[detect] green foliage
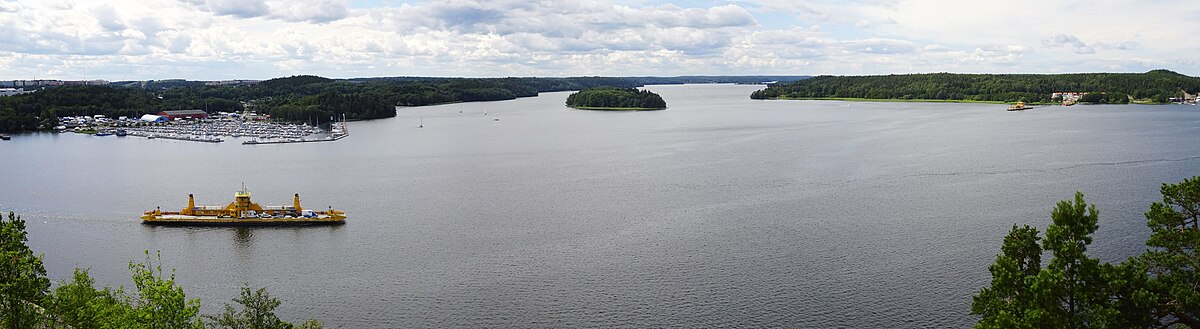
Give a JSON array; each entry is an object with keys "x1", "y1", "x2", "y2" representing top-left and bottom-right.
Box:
[
  {"x1": 972, "y1": 225, "x2": 1042, "y2": 328},
  {"x1": 0, "y1": 211, "x2": 50, "y2": 329},
  {"x1": 206, "y1": 286, "x2": 286, "y2": 329},
  {"x1": 1142, "y1": 177, "x2": 1200, "y2": 327},
  {"x1": 565, "y1": 87, "x2": 667, "y2": 109},
  {"x1": 295, "y1": 319, "x2": 323, "y2": 329},
  {"x1": 127, "y1": 250, "x2": 204, "y2": 328},
  {"x1": 1097, "y1": 260, "x2": 1156, "y2": 328},
  {"x1": 45, "y1": 251, "x2": 206, "y2": 328},
  {"x1": 975, "y1": 180, "x2": 1200, "y2": 328},
  {"x1": 1038, "y1": 192, "x2": 1106, "y2": 327},
  {"x1": 752, "y1": 70, "x2": 1198, "y2": 103},
  {"x1": 1, "y1": 214, "x2": 319, "y2": 328},
  {"x1": 43, "y1": 268, "x2": 133, "y2": 329},
  {"x1": 205, "y1": 286, "x2": 320, "y2": 329}
]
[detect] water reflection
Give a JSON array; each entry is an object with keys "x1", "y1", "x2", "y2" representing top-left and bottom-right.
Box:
[{"x1": 234, "y1": 227, "x2": 254, "y2": 249}]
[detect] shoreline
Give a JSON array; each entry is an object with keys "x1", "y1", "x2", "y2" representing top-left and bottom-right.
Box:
[
  {"x1": 761, "y1": 97, "x2": 1013, "y2": 104},
  {"x1": 568, "y1": 106, "x2": 666, "y2": 111}
]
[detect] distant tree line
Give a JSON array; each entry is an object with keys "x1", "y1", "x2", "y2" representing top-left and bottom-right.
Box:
[
  {"x1": 972, "y1": 177, "x2": 1200, "y2": 328},
  {"x1": 0, "y1": 76, "x2": 645, "y2": 132},
  {"x1": 1, "y1": 212, "x2": 322, "y2": 328},
  {"x1": 565, "y1": 87, "x2": 667, "y2": 109},
  {"x1": 751, "y1": 70, "x2": 1200, "y2": 104}
]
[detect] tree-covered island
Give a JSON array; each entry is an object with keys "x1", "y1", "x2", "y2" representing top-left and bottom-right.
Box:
[
  {"x1": 565, "y1": 87, "x2": 667, "y2": 111},
  {"x1": 751, "y1": 69, "x2": 1200, "y2": 104}
]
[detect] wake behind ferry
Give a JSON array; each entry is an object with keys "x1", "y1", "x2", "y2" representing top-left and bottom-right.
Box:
[{"x1": 142, "y1": 185, "x2": 346, "y2": 226}]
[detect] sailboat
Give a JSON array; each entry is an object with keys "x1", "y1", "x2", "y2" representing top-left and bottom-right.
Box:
[{"x1": 418, "y1": 117, "x2": 424, "y2": 128}]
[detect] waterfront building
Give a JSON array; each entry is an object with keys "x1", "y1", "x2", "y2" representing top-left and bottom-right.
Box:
[{"x1": 158, "y1": 110, "x2": 210, "y2": 120}]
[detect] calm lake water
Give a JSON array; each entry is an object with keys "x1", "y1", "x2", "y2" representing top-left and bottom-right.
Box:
[{"x1": 2, "y1": 84, "x2": 1199, "y2": 328}]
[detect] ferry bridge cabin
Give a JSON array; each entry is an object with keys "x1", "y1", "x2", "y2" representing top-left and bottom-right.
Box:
[{"x1": 157, "y1": 110, "x2": 209, "y2": 120}]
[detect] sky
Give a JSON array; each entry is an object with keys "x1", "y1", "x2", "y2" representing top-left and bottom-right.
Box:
[{"x1": 1, "y1": 0, "x2": 1198, "y2": 80}]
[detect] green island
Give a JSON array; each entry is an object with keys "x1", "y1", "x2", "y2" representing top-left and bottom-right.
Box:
[
  {"x1": 565, "y1": 87, "x2": 667, "y2": 111},
  {"x1": 751, "y1": 69, "x2": 1200, "y2": 104}
]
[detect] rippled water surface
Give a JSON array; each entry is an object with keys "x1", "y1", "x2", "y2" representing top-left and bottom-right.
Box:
[{"x1": 3, "y1": 84, "x2": 1199, "y2": 328}]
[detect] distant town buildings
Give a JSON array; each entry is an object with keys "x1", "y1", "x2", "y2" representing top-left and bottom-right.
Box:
[
  {"x1": 1171, "y1": 91, "x2": 1199, "y2": 104},
  {"x1": 1052, "y1": 92, "x2": 1087, "y2": 104},
  {"x1": 0, "y1": 88, "x2": 31, "y2": 97},
  {"x1": 1057, "y1": 91, "x2": 1196, "y2": 104},
  {"x1": 0, "y1": 79, "x2": 109, "y2": 87},
  {"x1": 205, "y1": 80, "x2": 260, "y2": 86}
]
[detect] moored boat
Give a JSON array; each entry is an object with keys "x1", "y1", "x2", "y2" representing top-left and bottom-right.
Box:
[{"x1": 142, "y1": 185, "x2": 346, "y2": 226}]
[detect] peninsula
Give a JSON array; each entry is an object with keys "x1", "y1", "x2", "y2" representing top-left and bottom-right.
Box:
[
  {"x1": 751, "y1": 70, "x2": 1200, "y2": 105},
  {"x1": 565, "y1": 87, "x2": 667, "y2": 111}
]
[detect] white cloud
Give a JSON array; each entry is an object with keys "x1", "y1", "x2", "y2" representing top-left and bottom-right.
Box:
[
  {"x1": 0, "y1": 1, "x2": 20, "y2": 12},
  {"x1": 266, "y1": 0, "x2": 346, "y2": 23},
  {"x1": 93, "y1": 4, "x2": 126, "y2": 31},
  {"x1": 180, "y1": 0, "x2": 268, "y2": 18},
  {"x1": 0, "y1": 0, "x2": 1197, "y2": 79}
]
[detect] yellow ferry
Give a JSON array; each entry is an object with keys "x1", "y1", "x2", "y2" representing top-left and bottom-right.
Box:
[
  {"x1": 142, "y1": 185, "x2": 346, "y2": 226},
  {"x1": 1007, "y1": 101, "x2": 1032, "y2": 111}
]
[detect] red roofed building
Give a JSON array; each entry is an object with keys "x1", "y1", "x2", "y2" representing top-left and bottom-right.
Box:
[{"x1": 158, "y1": 110, "x2": 209, "y2": 120}]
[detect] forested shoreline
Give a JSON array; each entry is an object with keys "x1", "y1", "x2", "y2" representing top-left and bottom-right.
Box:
[
  {"x1": 0, "y1": 75, "x2": 808, "y2": 133},
  {"x1": 0, "y1": 76, "x2": 643, "y2": 132},
  {"x1": 752, "y1": 70, "x2": 1200, "y2": 104}
]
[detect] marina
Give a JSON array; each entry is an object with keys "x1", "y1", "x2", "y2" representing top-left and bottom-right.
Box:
[{"x1": 59, "y1": 112, "x2": 349, "y2": 144}]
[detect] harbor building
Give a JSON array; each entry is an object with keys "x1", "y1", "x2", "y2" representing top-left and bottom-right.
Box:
[
  {"x1": 158, "y1": 110, "x2": 209, "y2": 120},
  {"x1": 140, "y1": 114, "x2": 168, "y2": 123}
]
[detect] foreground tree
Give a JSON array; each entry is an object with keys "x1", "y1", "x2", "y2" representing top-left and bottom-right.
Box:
[
  {"x1": 0, "y1": 212, "x2": 50, "y2": 329},
  {"x1": 975, "y1": 177, "x2": 1200, "y2": 328},
  {"x1": 205, "y1": 286, "x2": 324, "y2": 329},
  {"x1": 1142, "y1": 177, "x2": 1200, "y2": 327},
  {"x1": 127, "y1": 251, "x2": 204, "y2": 328},
  {"x1": 974, "y1": 193, "x2": 1154, "y2": 328},
  {"x1": 44, "y1": 268, "x2": 132, "y2": 328},
  {"x1": 1037, "y1": 192, "x2": 1107, "y2": 328},
  {"x1": 206, "y1": 287, "x2": 289, "y2": 329},
  {"x1": 972, "y1": 225, "x2": 1042, "y2": 328},
  {"x1": 1, "y1": 213, "x2": 322, "y2": 328}
]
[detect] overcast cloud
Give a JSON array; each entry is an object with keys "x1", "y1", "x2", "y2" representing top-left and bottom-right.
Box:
[{"x1": 0, "y1": 0, "x2": 1196, "y2": 80}]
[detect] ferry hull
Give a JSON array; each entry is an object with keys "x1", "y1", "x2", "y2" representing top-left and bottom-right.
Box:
[
  {"x1": 143, "y1": 188, "x2": 347, "y2": 227},
  {"x1": 141, "y1": 218, "x2": 345, "y2": 226}
]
